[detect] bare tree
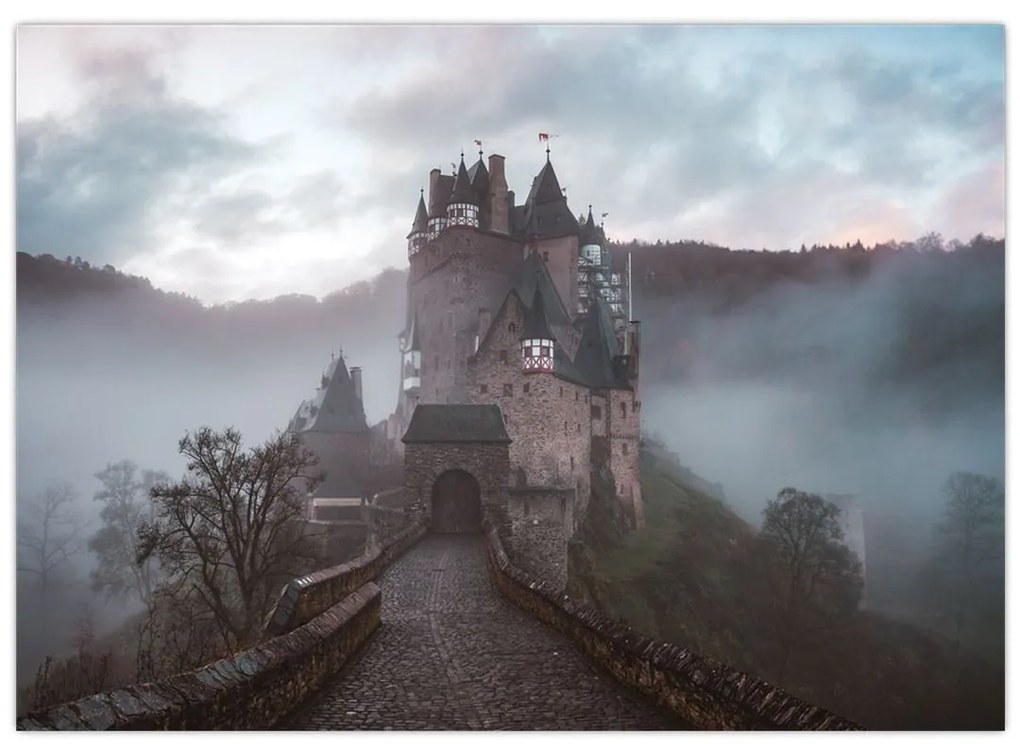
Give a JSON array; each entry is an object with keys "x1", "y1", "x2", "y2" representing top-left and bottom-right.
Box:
[
  {"x1": 137, "y1": 427, "x2": 323, "y2": 651},
  {"x1": 921, "y1": 472, "x2": 1004, "y2": 654},
  {"x1": 18, "y1": 483, "x2": 83, "y2": 598},
  {"x1": 754, "y1": 487, "x2": 863, "y2": 685},
  {"x1": 88, "y1": 461, "x2": 167, "y2": 609}
]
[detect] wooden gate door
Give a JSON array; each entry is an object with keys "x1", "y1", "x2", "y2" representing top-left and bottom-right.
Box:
[{"x1": 430, "y1": 470, "x2": 482, "y2": 533}]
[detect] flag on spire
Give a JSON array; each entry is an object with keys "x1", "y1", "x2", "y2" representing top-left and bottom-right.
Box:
[
  {"x1": 474, "y1": 139, "x2": 482, "y2": 146},
  {"x1": 538, "y1": 132, "x2": 550, "y2": 142}
]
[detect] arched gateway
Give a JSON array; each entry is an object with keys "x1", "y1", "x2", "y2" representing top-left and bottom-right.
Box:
[
  {"x1": 401, "y1": 404, "x2": 511, "y2": 533},
  {"x1": 430, "y1": 469, "x2": 482, "y2": 533}
]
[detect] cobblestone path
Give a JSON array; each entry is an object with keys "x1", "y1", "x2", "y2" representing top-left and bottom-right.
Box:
[{"x1": 282, "y1": 534, "x2": 684, "y2": 730}]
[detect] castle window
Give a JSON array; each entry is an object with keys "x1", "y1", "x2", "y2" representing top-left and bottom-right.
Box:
[
  {"x1": 500, "y1": 350, "x2": 508, "y2": 363},
  {"x1": 480, "y1": 384, "x2": 488, "y2": 394},
  {"x1": 575, "y1": 391, "x2": 579, "y2": 401},
  {"x1": 564, "y1": 421, "x2": 568, "y2": 433},
  {"x1": 570, "y1": 455, "x2": 575, "y2": 471},
  {"x1": 523, "y1": 383, "x2": 530, "y2": 394},
  {"x1": 543, "y1": 251, "x2": 549, "y2": 262},
  {"x1": 503, "y1": 383, "x2": 513, "y2": 397},
  {"x1": 509, "y1": 322, "x2": 516, "y2": 333},
  {"x1": 623, "y1": 443, "x2": 629, "y2": 455},
  {"x1": 620, "y1": 402, "x2": 627, "y2": 418},
  {"x1": 592, "y1": 405, "x2": 602, "y2": 420},
  {"x1": 559, "y1": 386, "x2": 563, "y2": 398},
  {"x1": 632, "y1": 400, "x2": 638, "y2": 412}
]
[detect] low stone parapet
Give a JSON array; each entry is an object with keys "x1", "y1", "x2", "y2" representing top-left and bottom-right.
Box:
[
  {"x1": 262, "y1": 516, "x2": 426, "y2": 639},
  {"x1": 482, "y1": 523, "x2": 862, "y2": 731},
  {"x1": 17, "y1": 583, "x2": 381, "y2": 731}
]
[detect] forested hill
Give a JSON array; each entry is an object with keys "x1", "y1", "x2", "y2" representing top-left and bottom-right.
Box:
[{"x1": 16, "y1": 233, "x2": 1004, "y2": 424}]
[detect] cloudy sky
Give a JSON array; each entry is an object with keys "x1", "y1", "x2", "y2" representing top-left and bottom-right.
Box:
[{"x1": 16, "y1": 24, "x2": 1004, "y2": 304}]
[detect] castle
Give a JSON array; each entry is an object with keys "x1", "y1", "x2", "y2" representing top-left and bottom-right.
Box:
[
  {"x1": 288, "y1": 144, "x2": 645, "y2": 585},
  {"x1": 385, "y1": 145, "x2": 644, "y2": 539}
]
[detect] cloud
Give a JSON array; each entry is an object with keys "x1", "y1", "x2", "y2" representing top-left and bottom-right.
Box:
[
  {"x1": 16, "y1": 26, "x2": 1005, "y2": 301},
  {"x1": 17, "y1": 44, "x2": 264, "y2": 265}
]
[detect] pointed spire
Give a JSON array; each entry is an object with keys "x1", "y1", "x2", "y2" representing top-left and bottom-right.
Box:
[
  {"x1": 580, "y1": 204, "x2": 601, "y2": 247},
  {"x1": 450, "y1": 154, "x2": 477, "y2": 205},
  {"x1": 526, "y1": 158, "x2": 565, "y2": 205},
  {"x1": 411, "y1": 189, "x2": 429, "y2": 233},
  {"x1": 524, "y1": 285, "x2": 554, "y2": 340}
]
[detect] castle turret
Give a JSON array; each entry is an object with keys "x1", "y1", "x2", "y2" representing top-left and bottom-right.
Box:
[
  {"x1": 521, "y1": 286, "x2": 555, "y2": 374},
  {"x1": 447, "y1": 154, "x2": 479, "y2": 228},
  {"x1": 407, "y1": 190, "x2": 429, "y2": 257}
]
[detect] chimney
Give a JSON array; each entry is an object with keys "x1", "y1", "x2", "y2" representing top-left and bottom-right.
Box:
[
  {"x1": 427, "y1": 168, "x2": 441, "y2": 215},
  {"x1": 488, "y1": 154, "x2": 509, "y2": 235},
  {"x1": 350, "y1": 366, "x2": 363, "y2": 402}
]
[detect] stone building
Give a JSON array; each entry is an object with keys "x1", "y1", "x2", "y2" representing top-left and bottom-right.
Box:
[
  {"x1": 385, "y1": 145, "x2": 645, "y2": 543},
  {"x1": 288, "y1": 352, "x2": 370, "y2": 523}
]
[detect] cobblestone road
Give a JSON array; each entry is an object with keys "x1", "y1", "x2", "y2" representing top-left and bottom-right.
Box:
[{"x1": 282, "y1": 534, "x2": 684, "y2": 730}]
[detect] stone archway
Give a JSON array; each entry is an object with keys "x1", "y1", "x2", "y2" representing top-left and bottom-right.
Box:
[{"x1": 430, "y1": 469, "x2": 482, "y2": 533}]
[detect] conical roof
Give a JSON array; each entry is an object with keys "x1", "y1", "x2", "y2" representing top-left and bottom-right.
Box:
[
  {"x1": 579, "y1": 205, "x2": 601, "y2": 247},
  {"x1": 408, "y1": 191, "x2": 429, "y2": 237},
  {"x1": 526, "y1": 160, "x2": 565, "y2": 205},
  {"x1": 449, "y1": 155, "x2": 477, "y2": 205},
  {"x1": 573, "y1": 298, "x2": 629, "y2": 390},
  {"x1": 522, "y1": 285, "x2": 554, "y2": 340}
]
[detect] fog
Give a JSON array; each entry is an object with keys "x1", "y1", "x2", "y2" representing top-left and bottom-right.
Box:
[
  {"x1": 15, "y1": 245, "x2": 1003, "y2": 685},
  {"x1": 636, "y1": 247, "x2": 1004, "y2": 614}
]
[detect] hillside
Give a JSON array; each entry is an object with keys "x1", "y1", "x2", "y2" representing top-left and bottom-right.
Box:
[{"x1": 568, "y1": 441, "x2": 1004, "y2": 730}]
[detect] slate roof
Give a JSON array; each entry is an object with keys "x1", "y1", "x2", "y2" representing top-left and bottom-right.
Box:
[
  {"x1": 402, "y1": 404, "x2": 511, "y2": 444},
  {"x1": 449, "y1": 157, "x2": 477, "y2": 205},
  {"x1": 522, "y1": 285, "x2": 554, "y2": 340},
  {"x1": 408, "y1": 191, "x2": 429, "y2": 236},
  {"x1": 508, "y1": 250, "x2": 572, "y2": 328},
  {"x1": 572, "y1": 297, "x2": 630, "y2": 390},
  {"x1": 579, "y1": 205, "x2": 602, "y2": 247},
  {"x1": 289, "y1": 354, "x2": 369, "y2": 434},
  {"x1": 467, "y1": 155, "x2": 489, "y2": 199},
  {"x1": 512, "y1": 158, "x2": 580, "y2": 241}
]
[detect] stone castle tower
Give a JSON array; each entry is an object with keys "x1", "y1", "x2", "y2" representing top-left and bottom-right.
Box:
[{"x1": 385, "y1": 145, "x2": 644, "y2": 546}]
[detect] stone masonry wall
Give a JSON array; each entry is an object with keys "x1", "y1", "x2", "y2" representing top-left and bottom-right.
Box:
[
  {"x1": 408, "y1": 228, "x2": 521, "y2": 405},
  {"x1": 17, "y1": 584, "x2": 382, "y2": 731},
  {"x1": 403, "y1": 441, "x2": 510, "y2": 526},
  {"x1": 262, "y1": 518, "x2": 426, "y2": 639},
  {"x1": 482, "y1": 525, "x2": 862, "y2": 731},
  {"x1": 606, "y1": 388, "x2": 644, "y2": 528},
  {"x1": 507, "y1": 487, "x2": 573, "y2": 591},
  {"x1": 534, "y1": 234, "x2": 579, "y2": 318},
  {"x1": 466, "y1": 293, "x2": 592, "y2": 530}
]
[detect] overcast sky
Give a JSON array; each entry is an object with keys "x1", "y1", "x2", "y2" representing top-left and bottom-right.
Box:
[{"x1": 15, "y1": 24, "x2": 1004, "y2": 304}]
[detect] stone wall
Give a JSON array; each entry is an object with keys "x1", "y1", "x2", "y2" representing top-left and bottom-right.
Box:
[
  {"x1": 604, "y1": 388, "x2": 643, "y2": 528},
  {"x1": 482, "y1": 524, "x2": 862, "y2": 731},
  {"x1": 507, "y1": 487, "x2": 573, "y2": 591},
  {"x1": 408, "y1": 228, "x2": 521, "y2": 405},
  {"x1": 403, "y1": 441, "x2": 510, "y2": 525},
  {"x1": 467, "y1": 292, "x2": 592, "y2": 529},
  {"x1": 534, "y1": 234, "x2": 580, "y2": 318},
  {"x1": 17, "y1": 584, "x2": 381, "y2": 731},
  {"x1": 262, "y1": 518, "x2": 426, "y2": 639}
]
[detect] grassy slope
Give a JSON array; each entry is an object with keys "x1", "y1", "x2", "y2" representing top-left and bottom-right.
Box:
[{"x1": 568, "y1": 440, "x2": 1005, "y2": 730}]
